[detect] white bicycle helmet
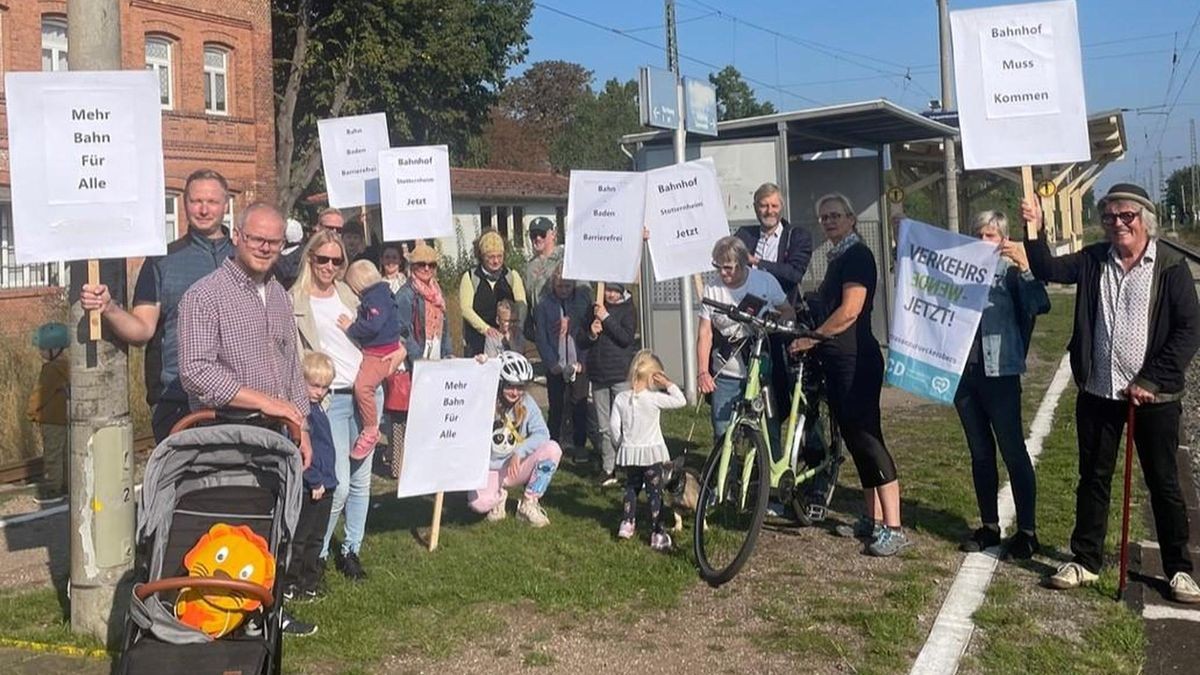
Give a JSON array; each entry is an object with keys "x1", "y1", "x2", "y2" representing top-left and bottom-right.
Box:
[{"x1": 498, "y1": 350, "x2": 534, "y2": 385}]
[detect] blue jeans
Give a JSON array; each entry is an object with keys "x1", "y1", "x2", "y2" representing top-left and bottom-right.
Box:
[
  {"x1": 953, "y1": 372, "x2": 1036, "y2": 532},
  {"x1": 321, "y1": 389, "x2": 382, "y2": 558},
  {"x1": 711, "y1": 374, "x2": 782, "y2": 461}
]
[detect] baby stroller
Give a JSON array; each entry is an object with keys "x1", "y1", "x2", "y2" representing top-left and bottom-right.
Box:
[{"x1": 117, "y1": 409, "x2": 303, "y2": 675}]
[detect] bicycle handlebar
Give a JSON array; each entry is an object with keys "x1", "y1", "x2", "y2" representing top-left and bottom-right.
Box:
[{"x1": 701, "y1": 298, "x2": 827, "y2": 341}]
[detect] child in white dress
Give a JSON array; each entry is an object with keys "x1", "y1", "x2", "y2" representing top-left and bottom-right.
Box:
[{"x1": 611, "y1": 350, "x2": 686, "y2": 551}]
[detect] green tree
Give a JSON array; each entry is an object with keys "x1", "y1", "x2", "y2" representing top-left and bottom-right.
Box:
[
  {"x1": 550, "y1": 78, "x2": 640, "y2": 172},
  {"x1": 1165, "y1": 164, "x2": 1200, "y2": 226},
  {"x1": 273, "y1": 0, "x2": 532, "y2": 215},
  {"x1": 708, "y1": 66, "x2": 776, "y2": 121},
  {"x1": 481, "y1": 60, "x2": 593, "y2": 172}
]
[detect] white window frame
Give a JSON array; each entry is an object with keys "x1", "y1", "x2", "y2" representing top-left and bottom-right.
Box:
[
  {"x1": 165, "y1": 192, "x2": 179, "y2": 242},
  {"x1": 41, "y1": 17, "x2": 68, "y2": 72},
  {"x1": 145, "y1": 37, "x2": 174, "y2": 110},
  {"x1": 223, "y1": 195, "x2": 234, "y2": 228},
  {"x1": 203, "y1": 45, "x2": 229, "y2": 115}
]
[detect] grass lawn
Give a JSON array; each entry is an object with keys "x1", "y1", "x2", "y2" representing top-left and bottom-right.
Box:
[{"x1": 0, "y1": 289, "x2": 1146, "y2": 674}]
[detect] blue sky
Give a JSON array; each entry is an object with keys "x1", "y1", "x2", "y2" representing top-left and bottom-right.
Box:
[{"x1": 521, "y1": 0, "x2": 1200, "y2": 200}]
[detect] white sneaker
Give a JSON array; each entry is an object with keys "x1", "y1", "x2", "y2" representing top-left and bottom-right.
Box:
[
  {"x1": 1170, "y1": 572, "x2": 1200, "y2": 604},
  {"x1": 517, "y1": 498, "x2": 550, "y2": 528},
  {"x1": 1045, "y1": 562, "x2": 1099, "y2": 590},
  {"x1": 486, "y1": 491, "x2": 507, "y2": 522}
]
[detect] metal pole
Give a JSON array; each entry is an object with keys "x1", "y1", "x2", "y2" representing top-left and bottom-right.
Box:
[
  {"x1": 937, "y1": 0, "x2": 961, "y2": 233},
  {"x1": 66, "y1": 0, "x2": 135, "y2": 647},
  {"x1": 666, "y1": 0, "x2": 699, "y2": 405}
]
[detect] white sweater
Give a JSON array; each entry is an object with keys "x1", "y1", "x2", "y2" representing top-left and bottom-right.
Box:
[{"x1": 610, "y1": 383, "x2": 687, "y2": 466}]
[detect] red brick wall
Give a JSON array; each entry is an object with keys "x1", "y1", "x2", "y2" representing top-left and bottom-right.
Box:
[
  {"x1": 0, "y1": 0, "x2": 276, "y2": 230},
  {"x1": 0, "y1": 287, "x2": 67, "y2": 338}
]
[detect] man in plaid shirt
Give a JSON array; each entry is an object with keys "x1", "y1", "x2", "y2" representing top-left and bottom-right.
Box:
[{"x1": 178, "y1": 202, "x2": 313, "y2": 468}]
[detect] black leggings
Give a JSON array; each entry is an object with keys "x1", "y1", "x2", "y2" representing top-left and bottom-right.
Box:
[
  {"x1": 622, "y1": 465, "x2": 664, "y2": 533},
  {"x1": 822, "y1": 348, "x2": 897, "y2": 489}
]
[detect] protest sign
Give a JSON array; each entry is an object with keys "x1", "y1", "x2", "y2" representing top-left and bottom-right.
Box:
[
  {"x1": 397, "y1": 358, "x2": 500, "y2": 499},
  {"x1": 318, "y1": 112, "x2": 389, "y2": 208},
  {"x1": 378, "y1": 145, "x2": 453, "y2": 241},
  {"x1": 887, "y1": 219, "x2": 1000, "y2": 404},
  {"x1": 644, "y1": 157, "x2": 730, "y2": 282},
  {"x1": 563, "y1": 170, "x2": 646, "y2": 284},
  {"x1": 6, "y1": 70, "x2": 165, "y2": 265},
  {"x1": 950, "y1": 0, "x2": 1089, "y2": 171}
]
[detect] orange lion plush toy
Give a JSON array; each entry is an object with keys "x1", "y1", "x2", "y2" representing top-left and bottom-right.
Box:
[{"x1": 174, "y1": 523, "x2": 276, "y2": 638}]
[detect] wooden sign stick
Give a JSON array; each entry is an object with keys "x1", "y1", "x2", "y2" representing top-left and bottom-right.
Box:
[
  {"x1": 691, "y1": 274, "x2": 704, "y2": 302},
  {"x1": 596, "y1": 282, "x2": 605, "y2": 302},
  {"x1": 87, "y1": 259, "x2": 101, "y2": 340},
  {"x1": 1021, "y1": 165, "x2": 1037, "y2": 240},
  {"x1": 429, "y1": 491, "x2": 444, "y2": 551}
]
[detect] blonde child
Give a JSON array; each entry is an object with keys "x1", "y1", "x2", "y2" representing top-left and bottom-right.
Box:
[
  {"x1": 338, "y1": 260, "x2": 404, "y2": 460},
  {"x1": 484, "y1": 299, "x2": 525, "y2": 357},
  {"x1": 611, "y1": 350, "x2": 686, "y2": 551}
]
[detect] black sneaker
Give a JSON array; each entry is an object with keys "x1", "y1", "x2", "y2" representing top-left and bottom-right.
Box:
[
  {"x1": 339, "y1": 551, "x2": 367, "y2": 581},
  {"x1": 281, "y1": 610, "x2": 317, "y2": 636},
  {"x1": 282, "y1": 584, "x2": 298, "y2": 601},
  {"x1": 960, "y1": 526, "x2": 1002, "y2": 553},
  {"x1": 299, "y1": 586, "x2": 326, "y2": 603},
  {"x1": 1004, "y1": 531, "x2": 1040, "y2": 560}
]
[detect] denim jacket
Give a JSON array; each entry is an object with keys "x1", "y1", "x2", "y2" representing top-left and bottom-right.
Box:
[{"x1": 977, "y1": 257, "x2": 1051, "y2": 377}]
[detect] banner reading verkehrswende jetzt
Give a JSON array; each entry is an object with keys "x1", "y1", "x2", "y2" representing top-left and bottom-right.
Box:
[
  {"x1": 887, "y1": 219, "x2": 1000, "y2": 404},
  {"x1": 563, "y1": 170, "x2": 645, "y2": 284},
  {"x1": 397, "y1": 358, "x2": 501, "y2": 498}
]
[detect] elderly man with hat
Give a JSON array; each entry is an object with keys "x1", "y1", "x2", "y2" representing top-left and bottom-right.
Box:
[
  {"x1": 1022, "y1": 183, "x2": 1200, "y2": 602},
  {"x1": 459, "y1": 228, "x2": 528, "y2": 357}
]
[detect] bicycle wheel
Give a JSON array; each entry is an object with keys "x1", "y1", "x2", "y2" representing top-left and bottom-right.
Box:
[{"x1": 694, "y1": 423, "x2": 771, "y2": 586}]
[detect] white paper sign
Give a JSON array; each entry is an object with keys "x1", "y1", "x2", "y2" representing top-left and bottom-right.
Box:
[
  {"x1": 563, "y1": 170, "x2": 646, "y2": 284},
  {"x1": 397, "y1": 358, "x2": 501, "y2": 498},
  {"x1": 378, "y1": 145, "x2": 453, "y2": 241},
  {"x1": 318, "y1": 112, "x2": 389, "y2": 208},
  {"x1": 950, "y1": 0, "x2": 1089, "y2": 170},
  {"x1": 644, "y1": 157, "x2": 730, "y2": 281},
  {"x1": 886, "y1": 219, "x2": 1000, "y2": 404},
  {"x1": 6, "y1": 70, "x2": 165, "y2": 264}
]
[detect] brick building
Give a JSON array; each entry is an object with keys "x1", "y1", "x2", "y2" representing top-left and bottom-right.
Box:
[{"x1": 0, "y1": 0, "x2": 274, "y2": 317}]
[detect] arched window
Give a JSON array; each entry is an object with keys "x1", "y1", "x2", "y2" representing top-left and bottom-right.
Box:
[
  {"x1": 203, "y1": 45, "x2": 229, "y2": 115},
  {"x1": 145, "y1": 37, "x2": 174, "y2": 109},
  {"x1": 41, "y1": 17, "x2": 68, "y2": 72}
]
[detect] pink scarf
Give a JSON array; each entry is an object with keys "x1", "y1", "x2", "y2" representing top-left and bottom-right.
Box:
[{"x1": 409, "y1": 275, "x2": 445, "y2": 341}]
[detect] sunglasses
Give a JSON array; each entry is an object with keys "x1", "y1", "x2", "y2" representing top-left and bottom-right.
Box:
[
  {"x1": 311, "y1": 254, "x2": 344, "y2": 266},
  {"x1": 411, "y1": 261, "x2": 437, "y2": 269},
  {"x1": 1100, "y1": 211, "x2": 1140, "y2": 226},
  {"x1": 530, "y1": 231, "x2": 548, "y2": 240}
]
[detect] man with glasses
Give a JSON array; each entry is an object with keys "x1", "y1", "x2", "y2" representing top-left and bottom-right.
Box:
[
  {"x1": 526, "y1": 217, "x2": 563, "y2": 305},
  {"x1": 81, "y1": 169, "x2": 234, "y2": 441},
  {"x1": 177, "y1": 202, "x2": 313, "y2": 469},
  {"x1": 1025, "y1": 183, "x2": 1200, "y2": 602}
]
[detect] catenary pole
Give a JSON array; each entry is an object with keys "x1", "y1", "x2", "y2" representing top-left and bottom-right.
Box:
[
  {"x1": 66, "y1": 0, "x2": 136, "y2": 647},
  {"x1": 937, "y1": 0, "x2": 961, "y2": 233}
]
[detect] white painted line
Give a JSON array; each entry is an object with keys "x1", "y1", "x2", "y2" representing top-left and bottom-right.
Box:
[
  {"x1": 0, "y1": 483, "x2": 143, "y2": 530},
  {"x1": 910, "y1": 354, "x2": 1073, "y2": 675},
  {"x1": 1144, "y1": 604, "x2": 1200, "y2": 622}
]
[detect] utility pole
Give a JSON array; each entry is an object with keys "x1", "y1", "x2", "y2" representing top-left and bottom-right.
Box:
[
  {"x1": 666, "y1": 0, "x2": 699, "y2": 405},
  {"x1": 937, "y1": 0, "x2": 961, "y2": 233},
  {"x1": 1190, "y1": 118, "x2": 1198, "y2": 225},
  {"x1": 1157, "y1": 149, "x2": 1166, "y2": 216},
  {"x1": 66, "y1": 0, "x2": 135, "y2": 647}
]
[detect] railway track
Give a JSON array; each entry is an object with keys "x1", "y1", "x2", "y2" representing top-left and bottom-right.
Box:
[
  {"x1": 1159, "y1": 236, "x2": 1200, "y2": 283},
  {"x1": 0, "y1": 434, "x2": 156, "y2": 485}
]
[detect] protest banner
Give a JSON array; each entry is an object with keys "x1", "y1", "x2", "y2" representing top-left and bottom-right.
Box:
[
  {"x1": 397, "y1": 357, "x2": 500, "y2": 550},
  {"x1": 6, "y1": 70, "x2": 165, "y2": 338},
  {"x1": 644, "y1": 157, "x2": 730, "y2": 282},
  {"x1": 563, "y1": 170, "x2": 645, "y2": 284},
  {"x1": 950, "y1": 0, "x2": 1089, "y2": 238},
  {"x1": 318, "y1": 112, "x2": 390, "y2": 208},
  {"x1": 886, "y1": 219, "x2": 1000, "y2": 404},
  {"x1": 378, "y1": 145, "x2": 453, "y2": 241}
]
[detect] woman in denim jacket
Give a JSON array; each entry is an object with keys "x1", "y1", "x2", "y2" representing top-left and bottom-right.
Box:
[{"x1": 955, "y1": 210, "x2": 1050, "y2": 559}]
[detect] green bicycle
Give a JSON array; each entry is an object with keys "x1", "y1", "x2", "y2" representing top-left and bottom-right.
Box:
[{"x1": 694, "y1": 296, "x2": 843, "y2": 586}]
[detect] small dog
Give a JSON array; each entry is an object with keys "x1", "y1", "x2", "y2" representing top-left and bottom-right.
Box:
[{"x1": 661, "y1": 455, "x2": 701, "y2": 532}]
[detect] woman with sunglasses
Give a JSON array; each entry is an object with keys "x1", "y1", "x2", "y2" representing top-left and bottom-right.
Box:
[
  {"x1": 291, "y1": 229, "x2": 380, "y2": 582},
  {"x1": 789, "y1": 193, "x2": 908, "y2": 557}
]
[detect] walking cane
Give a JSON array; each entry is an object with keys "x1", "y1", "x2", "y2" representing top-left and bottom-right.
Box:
[{"x1": 1117, "y1": 400, "x2": 1136, "y2": 600}]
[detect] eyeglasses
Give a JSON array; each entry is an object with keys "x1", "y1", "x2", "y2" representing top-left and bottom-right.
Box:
[
  {"x1": 238, "y1": 230, "x2": 285, "y2": 251},
  {"x1": 411, "y1": 261, "x2": 437, "y2": 269},
  {"x1": 1100, "y1": 211, "x2": 1140, "y2": 226},
  {"x1": 530, "y1": 231, "x2": 548, "y2": 241},
  {"x1": 711, "y1": 261, "x2": 738, "y2": 273},
  {"x1": 311, "y1": 254, "x2": 344, "y2": 266},
  {"x1": 818, "y1": 212, "x2": 848, "y2": 223}
]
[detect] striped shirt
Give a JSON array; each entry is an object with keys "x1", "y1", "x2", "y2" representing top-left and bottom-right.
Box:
[
  {"x1": 178, "y1": 257, "x2": 310, "y2": 416},
  {"x1": 1086, "y1": 239, "x2": 1155, "y2": 400}
]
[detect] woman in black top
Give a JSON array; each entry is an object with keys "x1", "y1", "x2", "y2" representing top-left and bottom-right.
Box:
[{"x1": 790, "y1": 193, "x2": 908, "y2": 557}]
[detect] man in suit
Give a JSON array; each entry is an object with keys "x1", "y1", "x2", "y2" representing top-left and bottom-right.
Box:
[{"x1": 733, "y1": 182, "x2": 813, "y2": 299}]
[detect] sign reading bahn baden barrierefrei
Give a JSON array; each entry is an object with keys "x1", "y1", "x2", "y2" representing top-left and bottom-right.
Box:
[{"x1": 950, "y1": 0, "x2": 1090, "y2": 170}]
